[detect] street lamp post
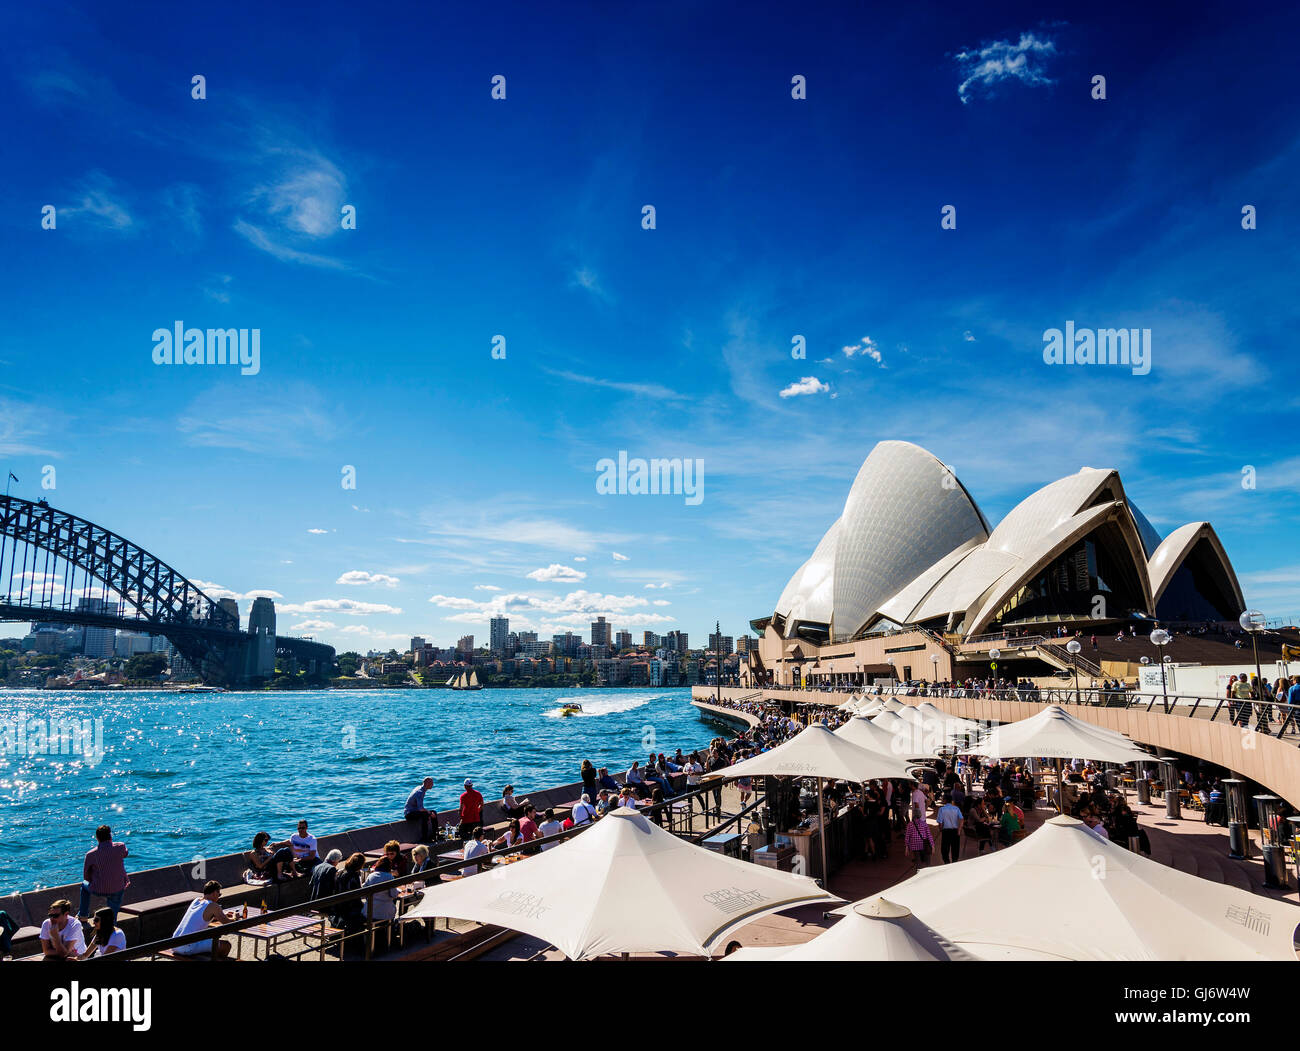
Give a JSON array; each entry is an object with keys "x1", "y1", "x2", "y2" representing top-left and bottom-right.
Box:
[
  {"x1": 1239, "y1": 610, "x2": 1266, "y2": 728},
  {"x1": 1135, "y1": 655, "x2": 1152, "y2": 804},
  {"x1": 1150, "y1": 628, "x2": 1170, "y2": 711},
  {"x1": 988, "y1": 648, "x2": 1000, "y2": 697},
  {"x1": 1066, "y1": 639, "x2": 1082, "y2": 705},
  {"x1": 929, "y1": 652, "x2": 940, "y2": 684}
]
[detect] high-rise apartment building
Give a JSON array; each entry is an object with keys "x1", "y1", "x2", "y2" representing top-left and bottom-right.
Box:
[
  {"x1": 590, "y1": 616, "x2": 610, "y2": 652},
  {"x1": 489, "y1": 616, "x2": 509, "y2": 654},
  {"x1": 614, "y1": 630, "x2": 632, "y2": 652}
]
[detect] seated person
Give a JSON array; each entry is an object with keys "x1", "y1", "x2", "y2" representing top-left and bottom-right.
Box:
[
  {"x1": 170, "y1": 881, "x2": 235, "y2": 959},
  {"x1": 492, "y1": 819, "x2": 525, "y2": 851},
  {"x1": 274, "y1": 819, "x2": 320, "y2": 873},
  {"x1": 409, "y1": 844, "x2": 433, "y2": 874},
  {"x1": 362, "y1": 859, "x2": 399, "y2": 922},
  {"x1": 461, "y1": 827, "x2": 491, "y2": 875},
  {"x1": 500, "y1": 785, "x2": 530, "y2": 819},
  {"x1": 309, "y1": 849, "x2": 344, "y2": 900},
  {"x1": 78, "y1": 906, "x2": 127, "y2": 959},
  {"x1": 594, "y1": 790, "x2": 616, "y2": 816},
  {"x1": 371, "y1": 840, "x2": 409, "y2": 878},
  {"x1": 597, "y1": 767, "x2": 620, "y2": 792},
  {"x1": 330, "y1": 854, "x2": 368, "y2": 935},
  {"x1": 40, "y1": 899, "x2": 87, "y2": 961},
  {"x1": 246, "y1": 831, "x2": 297, "y2": 882}
]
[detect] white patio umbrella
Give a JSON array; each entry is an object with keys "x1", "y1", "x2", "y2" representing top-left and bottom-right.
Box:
[
  {"x1": 709, "y1": 723, "x2": 917, "y2": 885},
  {"x1": 881, "y1": 696, "x2": 905, "y2": 711},
  {"x1": 914, "y1": 701, "x2": 984, "y2": 737},
  {"x1": 959, "y1": 704, "x2": 1151, "y2": 812},
  {"x1": 403, "y1": 808, "x2": 834, "y2": 959},
  {"x1": 726, "y1": 895, "x2": 974, "y2": 961},
  {"x1": 835, "y1": 714, "x2": 937, "y2": 760},
  {"x1": 876, "y1": 816, "x2": 1300, "y2": 960}
]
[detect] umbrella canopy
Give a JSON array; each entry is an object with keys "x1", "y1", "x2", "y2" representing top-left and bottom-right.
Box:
[
  {"x1": 914, "y1": 702, "x2": 983, "y2": 736},
  {"x1": 870, "y1": 709, "x2": 909, "y2": 733},
  {"x1": 727, "y1": 896, "x2": 974, "y2": 961},
  {"x1": 835, "y1": 714, "x2": 937, "y2": 760},
  {"x1": 404, "y1": 808, "x2": 834, "y2": 959},
  {"x1": 882, "y1": 696, "x2": 905, "y2": 711},
  {"x1": 959, "y1": 705, "x2": 1151, "y2": 764},
  {"x1": 876, "y1": 816, "x2": 1300, "y2": 960},
  {"x1": 710, "y1": 723, "x2": 917, "y2": 784}
]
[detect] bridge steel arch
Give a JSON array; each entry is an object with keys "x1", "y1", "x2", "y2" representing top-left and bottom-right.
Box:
[{"x1": 0, "y1": 494, "x2": 245, "y2": 682}]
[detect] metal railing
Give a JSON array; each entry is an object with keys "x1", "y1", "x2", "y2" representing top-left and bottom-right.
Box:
[
  {"x1": 896, "y1": 685, "x2": 1300, "y2": 740},
  {"x1": 90, "y1": 779, "x2": 756, "y2": 963}
]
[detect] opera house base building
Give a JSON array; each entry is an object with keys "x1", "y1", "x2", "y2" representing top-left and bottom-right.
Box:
[{"x1": 745, "y1": 440, "x2": 1261, "y2": 692}]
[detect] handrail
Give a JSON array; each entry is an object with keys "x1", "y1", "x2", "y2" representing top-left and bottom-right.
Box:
[
  {"x1": 882, "y1": 685, "x2": 1300, "y2": 739},
  {"x1": 92, "y1": 779, "x2": 754, "y2": 962}
]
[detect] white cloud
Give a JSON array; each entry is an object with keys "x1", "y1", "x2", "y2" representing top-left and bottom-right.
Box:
[
  {"x1": 842, "y1": 336, "x2": 883, "y2": 364},
  {"x1": 191, "y1": 580, "x2": 283, "y2": 602},
  {"x1": 526, "y1": 563, "x2": 587, "y2": 583},
  {"x1": 778, "y1": 376, "x2": 830, "y2": 399},
  {"x1": 474, "y1": 584, "x2": 502, "y2": 591},
  {"x1": 963, "y1": 330, "x2": 976, "y2": 342},
  {"x1": 545, "y1": 368, "x2": 687, "y2": 402},
  {"x1": 289, "y1": 619, "x2": 337, "y2": 633},
  {"x1": 307, "y1": 528, "x2": 329, "y2": 535},
  {"x1": 280, "y1": 598, "x2": 403, "y2": 616},
  {"x1": 573, "y1": 556, "x2": 587, "y2": 562},
  {"x1": 337, "y1": 570, "x2": 400, "y2": 587},
  {"x1": 612, "y1": 552, "x2": 630, "y2": 561},
  {"x1": 955, "y1": 31, "x2": 1058, "y2": 105},
  {"x1": 652, "y1": 599, "x2": 670, "y2": 606}
]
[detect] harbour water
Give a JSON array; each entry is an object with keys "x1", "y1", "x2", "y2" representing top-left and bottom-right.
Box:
[{"x1": 0, "y1": 687, "x2": 714, "y2": 894}]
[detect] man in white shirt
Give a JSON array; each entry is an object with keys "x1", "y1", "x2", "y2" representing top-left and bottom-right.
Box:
[
  {"x1": 684, "y1": 754, "x2": 704, "y2": 813},
  {"x1": 41, "y1": 899, "x2": 87, "y2": 960},
  {"x1": 935, "y1": 795, "x2": 964, "y2": 864},
  {"x1": 460, "y1": 827, "x2": 491, "y2": 875},
  {"x1": 910, "y1": 783, "x2": 929, "y2": 819},
  {"x1": 571, "y1": 793, "x2": 596, "y2": 825},
  {"x1": 281, "y1": 819, "x2": 320, "y2": 873},
  {"x1": 538, "y1": 808, "x2": 564, "y2": 849}
]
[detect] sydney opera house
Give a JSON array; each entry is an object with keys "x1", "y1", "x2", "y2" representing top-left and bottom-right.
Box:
[{"x1": 746, "y1": 441, "x2": 1246, "y2": 688}]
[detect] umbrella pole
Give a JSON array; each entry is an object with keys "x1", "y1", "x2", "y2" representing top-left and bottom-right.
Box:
[
  {"x1": 818, "y1": 776, "x2": 829, "y2": 891},
  {"x1": 1055, "y1": 757, "x2": 1065, "y2": 815}
]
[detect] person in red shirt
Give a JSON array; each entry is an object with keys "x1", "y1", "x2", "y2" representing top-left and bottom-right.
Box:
[
  {"x1": 458, "y1": 779, "x2": 484, "y2": 839},
  {"x1": 517, "y1": 805, "x2": 541, "y2": 845}
]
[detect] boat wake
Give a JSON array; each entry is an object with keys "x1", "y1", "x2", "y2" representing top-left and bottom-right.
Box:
[{"x1": 544, "y1": 693, "x2": 657, "y2": 718}]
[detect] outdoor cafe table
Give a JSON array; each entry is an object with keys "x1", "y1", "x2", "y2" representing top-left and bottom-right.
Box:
[{"x1": 233, "y1": 912, "x2": 328, "y2": 961}]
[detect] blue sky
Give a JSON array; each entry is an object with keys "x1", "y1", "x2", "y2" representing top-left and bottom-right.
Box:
[{"x1": 2, "y1": 0, "x2": 1298, "y2": 652}]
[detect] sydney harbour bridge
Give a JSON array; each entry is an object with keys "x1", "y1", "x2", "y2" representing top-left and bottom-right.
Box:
[{"x1": 0, "y1": 494, "x2": 335, "y2": 686}]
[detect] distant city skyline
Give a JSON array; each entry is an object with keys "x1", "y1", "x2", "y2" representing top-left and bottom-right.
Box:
[{"x1": 2, "y1": 3, "x2": 1298, "y2": 653}]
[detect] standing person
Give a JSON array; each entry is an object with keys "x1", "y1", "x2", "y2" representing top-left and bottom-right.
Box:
[
  {"x1": 78, "y1": 824, "x2": 130, "y2": 925},
  {"x1": 40, "y1": 899, "x2": 86, "y2": 961},
  {"x1": 580, "y1": 760, "x2": 598, "y2": 799},
  {"x1": 903, "y1": 814, "x2": 934, "y2": 872},
  {"x1": 684, "y1": 752, "x2": 705, "y2": 813},
  {"x1": 458, "y1": 779, "x2": 484, "y2": 839},
  {"x1": 78, "y1": 907, "x2": 127, "y2": 959},
  {"x1": 910, "y1": 780, "x2": 930, "y2": 820},
  {"x1": 708, "y1": 746, "x2": 728, "y2": 812},
  {"x1": 404, "y1": 777, "x2": 437, "y2": 843},
  {"x1": 935, "y1": 794, "x2": 963, "y2": 864},
  {"x1": 170, "y1": 881, "x2": 234, "y2": 959}
]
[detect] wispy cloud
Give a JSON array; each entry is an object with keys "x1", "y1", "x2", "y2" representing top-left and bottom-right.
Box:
[
  {"x1": 280, "y1": 598, "x2": 403, "y2": 616},
  {"x1": 544, "y1": 368, "x2": 687, "y2": 401},
  {"x1": 955, "y1": 31, "x2": 1059, "y2": 105},
  {"x1": 60, "y1": 173, "x2": 134, "y2": 231},
  {"x1": 841, "y1": 335, "x2": 884, "y2": 365}
]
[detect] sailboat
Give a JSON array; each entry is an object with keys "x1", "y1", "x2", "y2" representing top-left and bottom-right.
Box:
[{"x1": 447, "y1": 669, "x2": 483, "y2": 691}]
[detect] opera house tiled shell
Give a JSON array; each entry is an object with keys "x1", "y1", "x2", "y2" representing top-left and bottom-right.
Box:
[{"x1": 766, "y1": 441, "x2": 1244, "y2": 643}]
